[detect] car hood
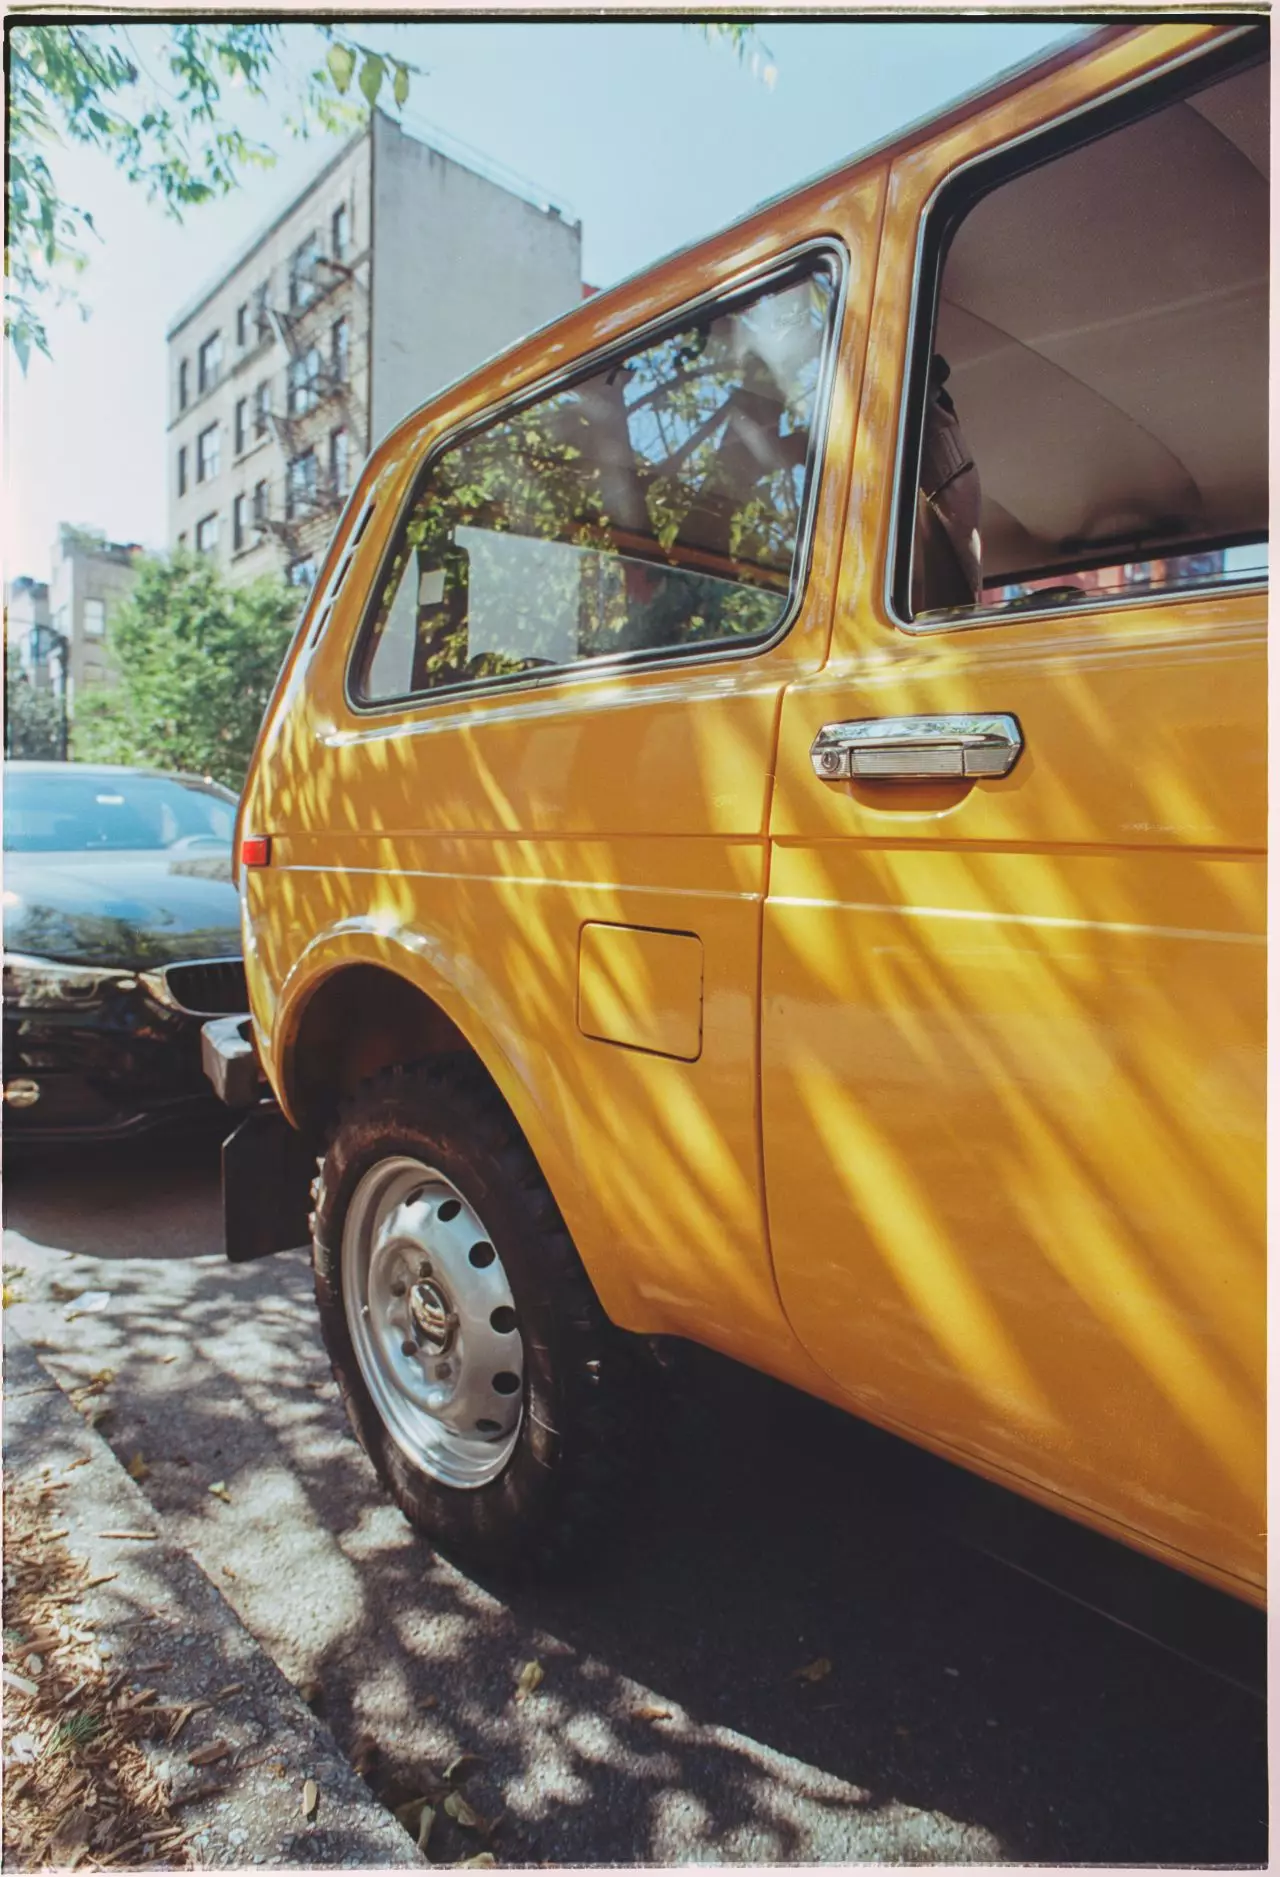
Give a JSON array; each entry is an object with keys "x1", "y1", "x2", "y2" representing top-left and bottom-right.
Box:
[{"x1": 3, "y1": 849, "x2": 243, "y2": 970}]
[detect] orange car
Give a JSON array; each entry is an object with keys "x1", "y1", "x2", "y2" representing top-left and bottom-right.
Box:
[{"x1": 210, "y1": 19, "x2": 1267, "y2": 1602}]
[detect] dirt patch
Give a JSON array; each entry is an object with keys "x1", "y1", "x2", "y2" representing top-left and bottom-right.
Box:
[{"x1": 2, "y1": 1467, "x2": 192, "y2": 1870}]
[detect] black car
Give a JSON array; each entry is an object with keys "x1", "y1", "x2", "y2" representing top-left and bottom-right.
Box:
[{"x1": 3, "y1": 761, "x2": 249, "y2": 1142}]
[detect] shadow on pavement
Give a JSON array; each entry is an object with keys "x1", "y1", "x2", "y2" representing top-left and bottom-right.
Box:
[{"x1": 3, "y1": 1132, "x2": 1267, "y2": 1866}]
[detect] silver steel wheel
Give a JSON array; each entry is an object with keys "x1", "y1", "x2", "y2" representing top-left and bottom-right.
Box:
[{"x1": 341, "y1": 1156, "x2": 524, "y2": 1489}]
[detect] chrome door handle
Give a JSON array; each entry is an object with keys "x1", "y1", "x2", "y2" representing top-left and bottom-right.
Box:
[{"x1": 810, "y1": 713, "x2": 1023, "y2": 781}]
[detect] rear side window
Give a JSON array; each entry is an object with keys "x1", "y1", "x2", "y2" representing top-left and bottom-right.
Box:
[
  {"x1": 352, "y1": 254, "x2": 838, "y2": 705},
  {"x1": 902, "y1": 50, "x2": 1268, "y2": 623}
]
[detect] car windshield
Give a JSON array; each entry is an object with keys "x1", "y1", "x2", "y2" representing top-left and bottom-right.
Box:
[{"x1": 3, "y1": 770, "x2": 237, "y2": 854}]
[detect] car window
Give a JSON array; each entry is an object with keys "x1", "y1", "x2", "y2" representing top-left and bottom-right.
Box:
[
  {"x1": 903, "y1": 53, "x2": 1268, "y2": 622},
  {"x1": 3, "y1": 772, "x2": 237, "y2": 853},
  {"x1": 353, "y1": 254, "x2": 838, "y2": 704}
]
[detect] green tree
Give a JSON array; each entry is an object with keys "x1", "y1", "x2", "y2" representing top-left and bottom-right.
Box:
[
  {"x1": 5, "y1": 664, "x2": 66, "y2": 760},
  {"x1": 72, "y1": 553, "x2": 298, "y2": 788},
  {"x1": 7, "y1": 22, "x2": 420, "y2": 368}
]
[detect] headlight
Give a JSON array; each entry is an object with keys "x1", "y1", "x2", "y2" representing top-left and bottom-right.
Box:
[{"x1": 2, "y1": 954, "x2": 136, "y2": 1011}]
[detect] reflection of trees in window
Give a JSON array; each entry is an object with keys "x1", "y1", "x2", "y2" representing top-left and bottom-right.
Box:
[{"x1": 355, "y1": 260, "x2": 836, "y2": 703}]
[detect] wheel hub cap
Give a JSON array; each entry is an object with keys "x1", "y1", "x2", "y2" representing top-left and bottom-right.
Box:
[
  {"x1": 408, "y1": 1279, "x2": 456, "y2": 1353},
  {"x1": 341, "y1": 1157, "x2": 524, "y2": 1489}
]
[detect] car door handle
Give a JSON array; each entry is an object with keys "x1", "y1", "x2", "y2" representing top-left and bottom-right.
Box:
[{"x1": 810, "y1": 713, "x2": 1023, "y2": 781}]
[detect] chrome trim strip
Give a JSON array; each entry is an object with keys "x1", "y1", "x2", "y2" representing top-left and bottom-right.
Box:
[
  {"x1": 883, "y1": 25, "x2": 1263, "y2": 638},
  {"x1": 810, "y1": 713, "x2": 1023, "y2": 781},
  {"x1": 343, "y1": 236, "x2": 850, "y2": 719}
]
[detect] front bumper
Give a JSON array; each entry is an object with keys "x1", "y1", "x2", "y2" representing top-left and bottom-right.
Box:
[{"x1": 3, "y1": 990, "x2": 226, "y2": 1144}]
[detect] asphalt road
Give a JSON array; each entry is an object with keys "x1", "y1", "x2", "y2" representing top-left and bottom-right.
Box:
[{"x1": 4, "y1": 1127, "x2": 1267, "y2": 1866}]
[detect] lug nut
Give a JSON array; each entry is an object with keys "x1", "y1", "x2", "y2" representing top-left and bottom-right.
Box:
[
  {"x1": 390, "y1": 1279, "x2": 406, "y2": 1297},
  {"x1": 401, "y1": 1340, "x2": 417, "y2": 1357}
]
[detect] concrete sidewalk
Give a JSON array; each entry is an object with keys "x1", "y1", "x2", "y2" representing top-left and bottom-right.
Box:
[{"x1": 3, "y1": 1319, "x2": 426, "y2": 1869}]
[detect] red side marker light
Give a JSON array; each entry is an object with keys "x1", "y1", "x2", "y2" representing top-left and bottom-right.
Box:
[{"x1": 240, "y1": 835, "x2": 271, "y2": 869}]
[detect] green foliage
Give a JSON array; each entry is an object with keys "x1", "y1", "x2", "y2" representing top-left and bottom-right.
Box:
[
  {"x1": 7, "y1": 24, "x2": 422, "y2": 367},
  {"x1": 5, "y1": 666, "x2": 65, "y2": 760},
  {"x1": 72, "y1": 553, "x2": 299, "y2": 788}
]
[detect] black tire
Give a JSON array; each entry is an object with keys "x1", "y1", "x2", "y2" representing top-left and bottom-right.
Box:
[{"x1": 311, "y1": 1059, "x2": 644, "y2": 1575}]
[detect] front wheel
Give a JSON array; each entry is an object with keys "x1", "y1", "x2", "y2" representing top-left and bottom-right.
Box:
[{"x1": 311, "y1": 1061, "x2": 644, "y2": 1573}]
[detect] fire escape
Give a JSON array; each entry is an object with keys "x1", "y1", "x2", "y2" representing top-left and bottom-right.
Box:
[{"x1": 256, "y1": 251, "x2": 370, "y2": 567}]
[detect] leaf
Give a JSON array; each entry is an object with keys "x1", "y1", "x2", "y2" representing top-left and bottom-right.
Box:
[
  {"x1": 208, "y1": 1480, "x2": 231, "y2": 1503},
  {"x1": 444, "y1": 1791, "x2": 479, "y2": 1829},
  {"x1": 459, "y1": 1857, "x2": 496, "y2": 1869},
  {"x1": 514, "y1": 1659, "x2": 543, "y2": 1701},
  {"x1": 358, "y1": 54, "x2": 384, "y2": 108},
  {"x1": 633, "y1": 1703, "x2": 673, "y2": 1722},
  {"x1": 392, "y1": 62, "x2": 410, "y2": 108},
  {"x1": 444, "y1": 1753, "x2": 484, "y2": 1784},
  {"x1": 126, "y1": 1453, "x2": 149, "y2": 1481},
  {"x1": 302, "y1": 1777, "x2": 319, "y2": 1819},
  {"x1": 188, "y1": 1740, "x2": 231, "y2": 1766},
  {"x1": 792, "y1": 1656, "x2": 832, "y2": 1684},
  {"x1": 417, "y1": 1803, "x2": 436, "y2": 1851},
  {"x1": 326, "y1": 42, "x2": 356, "y2": 94}
]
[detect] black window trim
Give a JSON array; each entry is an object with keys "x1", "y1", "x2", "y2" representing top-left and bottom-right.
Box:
[
  {"x1": 344, "y1": 235, "x2": 849, "y2": 718},
  {"x1": 887, "y1": 23, "x2": 1269, "y2": 639}
]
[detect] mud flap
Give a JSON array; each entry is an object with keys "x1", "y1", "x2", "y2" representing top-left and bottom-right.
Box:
[{"x1": 223, "y1": 1103, "x2": 316, "y2": 1263}]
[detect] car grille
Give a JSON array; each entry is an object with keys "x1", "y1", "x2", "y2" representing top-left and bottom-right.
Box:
[{"x1": 159, "y1": 957, "x2": 248, "y2": 1016}]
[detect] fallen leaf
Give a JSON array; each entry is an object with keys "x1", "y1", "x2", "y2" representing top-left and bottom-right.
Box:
[
  {"x1": 351, "y1": 1731, "x2": 379, "y2": 1779},
  {"x1": 2, "y1": 1285, "x2": 15, "y2": 1309},
  {"x1": 298, "y1": 1679, "x2": 323, "y2": 1709},
  {"x1": 160, "y1": 1354, "x2": 179, "y2": 1365},
  {"x1": 208, "y1": 1481, "x2": 231, "y2": 1504},
  {"x1": 395, "y1": 1796, "x2": 433, "y2": 1827},
  {"x1": 214, "y1": 1682, "x2": 244, "y2": 1700},
  {"x1": 417, "y1": 1804, "x2": 436, "y2": 1852},
  {"x1": 126, "y1": 1454, "x2": 150, "y2": 1482},
  {"x1": 632, "y1": 1703, "x2": 673, "y2": 1722},
  {"x1": 302, "y1": 1778, "x2": 319, "y2": 1819},
  {"x1": 792, "y1": 1656, "x2": 832, "y2": 1684},
  {"x1": 221, "y1": 1564, "x2": 236, "y2": 1579},
  {"x1": 65, "y1": 1290, "x2": 111, "y2": 1321},
  {"x1": 514, "y1": 1659, "x2": 543, "y2": 1701},
  {"x1": 444, "y1": 1753, "x2": 485, "y2": 1785},
  {"x1": 187, "y1": 1741, "x2": 231, "y2": 1767},
  {"x1": 458, "y1": 1856, "x2": 496, "y2": 1869},
  {"x1": 444, "y1": 1791, "x2": 480, "y2": 1829}
]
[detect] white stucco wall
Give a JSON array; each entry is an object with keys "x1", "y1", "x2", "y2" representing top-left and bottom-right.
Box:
[{"x1": 368, "y1": 115, "x2": 583, "y2": 447}]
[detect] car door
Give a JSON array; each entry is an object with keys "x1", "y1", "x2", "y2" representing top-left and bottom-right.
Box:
[
  {"x1": 259, "y1": 175, "x2": 886, "y2": 1380},
  {"x1": 760, "y1": 24, "x2": 1266, "y2": 1598}
]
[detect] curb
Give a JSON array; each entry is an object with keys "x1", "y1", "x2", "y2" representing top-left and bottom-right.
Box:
[{"x1": 3, "y1": 1319, "x2": 427, "y2": 1869}]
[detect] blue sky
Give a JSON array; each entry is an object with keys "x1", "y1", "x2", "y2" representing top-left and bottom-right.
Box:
[{"x1": 5, "y1": 18, "x2": 1075, "y2": 577}]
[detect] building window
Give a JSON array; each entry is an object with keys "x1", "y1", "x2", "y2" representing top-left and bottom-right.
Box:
[
  {"x1": 196, "y1": 422, "x2": 220, "y2": 483},
  {"x1": 289, "y1": 234, "x2": 322, "y2": 311},
  {"x1": 288, "y1": 346, "x2": 323, "y2": 416},
  {"x1": 83, "y1": 599, "x2": 106, "y2": 639},
  {"x1": 236, "y1": 302, "x2": 249, "y2": 348},
  {"x1": 195, "y1": 513, "x2": 219, "y2": 554},
  {"x1": 197, "y1": 330, "x2": 222, "y2": 395},
  {"x1": 178, "y1": 359, "x2": 190, "y2": 411},
  {"x1": 332, "y1": 202, "x2": 350, "y2": 261},
  {"x1": 234, "y1": 398, "x2": 247, "y2": 456},
  {"x1": 331, "y1": 316, "x2": 349, "y2": 386},
  {"x1": 287, "y1": 557, "x2": 319, "y2": 590},
  {"x1": 177, "y1": 445, "x2": 188, "y2": 498},
  {"x1": 329, "y1": 427, "x2": 350, "y2": 497},
  {"x1": 254, "y1": 380, "x2": 271, "y2": 438},
  {"x1": 233, "y1": 494, "x2": 246, "y2": 552},
  {"x1": 286, "y1": 450, "x2": 318, "y2": 519},
  {"x1": 253, "y1": 281, "x2": 272, "y2": 341},
  {"x1": 252, "y1": 479, "x2": 269, "y2": 527}
]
